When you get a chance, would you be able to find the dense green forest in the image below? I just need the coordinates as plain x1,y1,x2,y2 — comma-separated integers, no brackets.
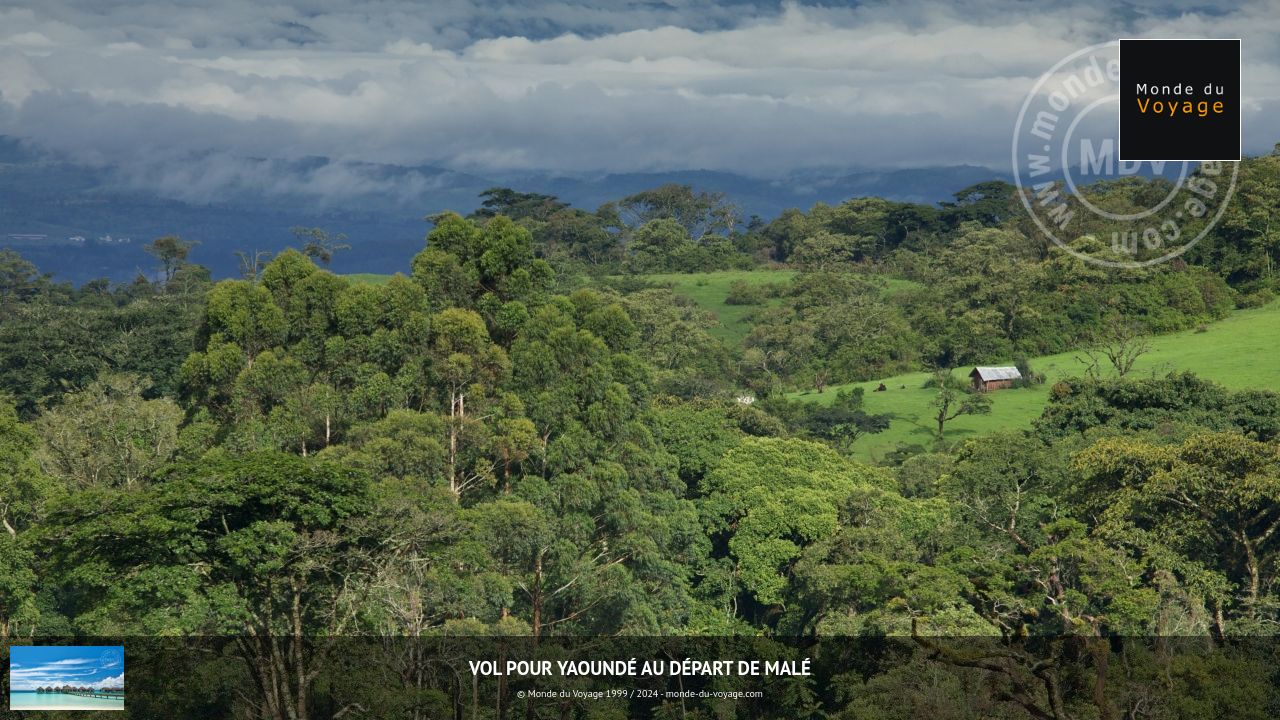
3,152,1280,719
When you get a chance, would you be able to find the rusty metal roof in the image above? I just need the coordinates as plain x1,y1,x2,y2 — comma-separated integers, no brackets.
970,366,1022,381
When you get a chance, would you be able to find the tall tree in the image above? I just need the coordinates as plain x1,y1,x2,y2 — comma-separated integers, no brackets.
413,213,553,313
47,452,376,720
36,374,183,489
428,308,511,499
615,184,738,238
1077,432,1280,631
470,188,568,222
0,397,53,538
144,235,198,282
931,369,992,440
701,437,894,612
0,249,45,307
0,531,37,641
291,227,351,267
0,398,47,641
1092,314,1153,378
201,279,288,363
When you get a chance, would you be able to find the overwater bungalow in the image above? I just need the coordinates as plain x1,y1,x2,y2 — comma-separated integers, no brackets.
55,685,126,699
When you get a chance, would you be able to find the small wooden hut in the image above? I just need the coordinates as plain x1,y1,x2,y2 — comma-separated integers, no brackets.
969,366,1022,392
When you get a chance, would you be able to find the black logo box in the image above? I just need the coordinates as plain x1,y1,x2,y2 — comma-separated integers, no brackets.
1119,38,1241,161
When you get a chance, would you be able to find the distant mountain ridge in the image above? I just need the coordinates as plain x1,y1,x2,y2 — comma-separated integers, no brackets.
0,137,1006,283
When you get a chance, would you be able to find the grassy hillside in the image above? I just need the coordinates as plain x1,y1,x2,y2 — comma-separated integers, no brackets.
347,269,793,343
352,268,924,345
792,300,1280,463
639,270,796,343
349,269,796,342
639,270,920,344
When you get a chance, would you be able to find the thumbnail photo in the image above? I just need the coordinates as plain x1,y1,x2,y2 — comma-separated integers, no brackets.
8,646,125,711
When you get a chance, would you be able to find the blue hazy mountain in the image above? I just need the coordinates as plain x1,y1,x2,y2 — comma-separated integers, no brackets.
0,138,1006,283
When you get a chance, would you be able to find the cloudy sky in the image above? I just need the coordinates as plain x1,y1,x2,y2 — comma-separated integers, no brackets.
2,0,1279,187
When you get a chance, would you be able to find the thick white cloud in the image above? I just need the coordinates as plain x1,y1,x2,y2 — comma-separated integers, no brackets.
1,0,1277,197
95,674,125,688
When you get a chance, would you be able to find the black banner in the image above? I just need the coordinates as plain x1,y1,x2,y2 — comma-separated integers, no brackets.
5,635,1279,719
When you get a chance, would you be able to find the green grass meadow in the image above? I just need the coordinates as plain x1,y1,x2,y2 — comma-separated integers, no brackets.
792,300,1280,462
639,270,918,344
638,270,795,343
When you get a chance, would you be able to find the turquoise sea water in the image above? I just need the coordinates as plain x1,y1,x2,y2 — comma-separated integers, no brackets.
9,691,125,710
